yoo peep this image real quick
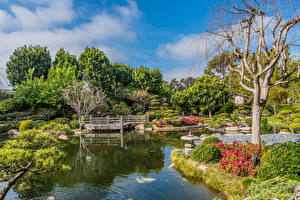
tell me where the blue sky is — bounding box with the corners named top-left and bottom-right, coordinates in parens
top-left (0, 0), bottom-right (299, 87)
top-left (0, 0), bottom-right (218, 86)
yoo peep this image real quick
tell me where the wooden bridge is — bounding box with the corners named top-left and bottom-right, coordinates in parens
top-left (83, 115), bottom-right (149, 133)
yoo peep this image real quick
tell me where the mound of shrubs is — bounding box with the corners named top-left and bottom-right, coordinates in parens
top-left (247, 177), bottom-right (298, 200)
top-left (257, 142), bottom-right (300, 180)
top-left (202, 137), bottom-right (220, 145)
top-left (192, 144), bottom-right (221, 164)
top-left (70, 120), bottom-right (80, 129)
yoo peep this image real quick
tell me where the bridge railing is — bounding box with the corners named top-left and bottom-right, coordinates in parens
top-left (83, 115), bottom-right (149, 130)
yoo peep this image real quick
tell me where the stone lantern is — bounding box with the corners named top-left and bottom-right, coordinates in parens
top-left (180, 131), bottom-right (201, 154)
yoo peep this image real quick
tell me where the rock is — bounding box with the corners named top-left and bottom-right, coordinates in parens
top-left (279, 132), bottom-right (291, 134)
top-left (145, 128), bottom-right (152, 131)
top-left (47, 197), bottom-right (55, 200)
top-left (57, 134), bottom-right (68, 140)
top-left (211, 133), bottom-right (221, 136)
top-left (136, 124), bottom-right (144, 130)
top-left (7, 129), bottom-right (19, 136)
top-left (197, 164), bottom-right (208, 171)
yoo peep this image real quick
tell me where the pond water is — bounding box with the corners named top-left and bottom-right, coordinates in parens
top-left (2, 133), bottom-right (223, 200)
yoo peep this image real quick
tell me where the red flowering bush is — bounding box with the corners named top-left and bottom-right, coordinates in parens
top-left (156, 120), bottom-right (165, 127)
top-left (179, 115), bottom-right (204, 126)
top-left (217, 140), bottom-right (270, 177)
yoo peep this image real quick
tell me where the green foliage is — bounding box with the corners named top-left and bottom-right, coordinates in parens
top-left (0, 90), bottom-right (11, 102)
top-left (14, 69), bottom-right (44, 108)
top-left (54, 117), bottom-right (70, 125)
top-left (78, 47), bottom-right (113, 93)
top-left (266, 86), bottom-right (289, 114)
top-left (0, 98), bottom-right (19, 114)
top-left (290, 123), bottom-right (300, 132)
top-left (40, 64), bottom-right (79, 109)
top-left (257, 142), bottom-right (300, 180)
top-left (247, 177), bottom-right (299, 200)
top-left (0, 122), bottom-right (18, 133)
top-left (37, 108), bottom-right (58, 121)
top-left (204, 51), bottom-right (231, 79)
top-left (170, 90), bottom-right (191, 114)
top-left (162, 108), bottom-right (178, 124)
top-left (241, 178), bottom-right (256, 188)
top-left (70, 120), bottom-right (80, 129)
top-left (53, 48), bottom-right (79, 69)
top-left (40, 121), bottom-right (72, 135)
top-left (274, 114), bottom-right (284, 119)
top-left (112, 63), bottom-right (133, 93)
top-left (6, 45), bottom-right (51, 87)
top-left (261, 118), bottom-right (272, 134)
top-left (32, 120), bottom-right (47, 129)
top-left (130, 90), bottom-right (151, 114)
top-left (202, 137), bottom-right (220, 145)
top-left (112, 102), bottom-right (131, 115)
top-left (0, 130), bottom-right (68, 197)
top-left (19, 120), bottom-right (33, 132)
top-left (188, 75), bottom-right (229, 114)
top-left (244, 118), bottom-right (252, 126)
top-left (132, 66), bottom-right (163, 94)
top-left (279, 109), bottom-right (293, 115)
top-left (192, 144), bottom-right (222, 164)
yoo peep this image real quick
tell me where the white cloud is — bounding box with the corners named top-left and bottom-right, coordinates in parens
top-left (0, 0), bottom-right (140, 89)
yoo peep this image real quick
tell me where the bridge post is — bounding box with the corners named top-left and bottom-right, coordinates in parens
top-left (120, 116), bottom-right (124, 148)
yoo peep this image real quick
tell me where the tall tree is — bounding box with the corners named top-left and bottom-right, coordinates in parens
top-left (132, 66), bottom-right (163, 94)
top-left (213, 0), bottom-right (300, 144)
top-left (204, 51), bottom-right (232, 79)
top-left (6, 45), bottom-right (51, 87)
top-left (53, 48), bottom-right (79, 69)
top-left (111, 63), bottom-right (133, 95)
top-left (78, 47), bottom-right (113, 94)
top-left (0, 130), bottom-right (68, 200)
top-left (266, 86), bottom-right (288, 114)
top-left (188, 75), bottom-right (229, 118)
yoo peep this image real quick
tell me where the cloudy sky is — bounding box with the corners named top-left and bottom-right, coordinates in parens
top-left (0, 0), bottom-right (299, 88)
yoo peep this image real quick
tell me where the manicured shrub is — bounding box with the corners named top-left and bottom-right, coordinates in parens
top-left (0, 122), bottom-right (18, 133)
top-left (274, 114), bottom-right (284, 119)
top-left (19, 120), bottom-right (33, 132)
top-left (0, 113), bottom-right (18, 121)
top-left (37, 108), bottom-right (58, 120)
top-left (32, 120), bottom-right (47, 129)
top-left (247, 177), bottom-right (299, 200)
top-left (54, 117), bottom-right (70, 125)
top-left (40, 121), bottom-right (72, 135)
top-left (179, 115), bottom-right (204, 126)
top-left (70, 120), bottom-right (80, 129)
top-left (192, 144), bottom-right (222, 164)
top-left (241, 178), bottom-right (256, 188)
top-left (0, 98), bottom-right (17, 114)
top-left (279, 109), bottom-right (292, 115)
top-left (290, 123), bottom-right (300, 132)
top-left (257, 142), bottom-right (300, 180)
top-left (202, 137), bottom-right (220, 145)
top-left (244, 118), bottom-right (252, 127)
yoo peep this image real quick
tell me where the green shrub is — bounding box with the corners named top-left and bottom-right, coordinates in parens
top-left (0, 98), bottom-right (17, 114)
top-left (32, 120), bottom-right (47, 129)
top-left (40, 121), bottom-right (72, 135)
top-left (19, 120), bottom-right (33, 132)
top-left (70, 120), bottom-right (80, 129)
top-left (54, 117), bottom-right (70, 125)
top-left (244, 118), bottom-right (252, 126)
top-left (0, 113), bottom-right (18, 121)
top-left (212, 115), bottom-right (219, 122)
top-left (290, 123), bottom-right (300, 133)
top-left (279, 109), bottom-right (292, 115)
top-left (241, 178), bottom-right (256, 188)
top-left (202, 137), bottom-right (220, 145)
top-left (279, 129), bottom-right (289, 133)
top-left (144, 122), bottom-right (153, 129)
top-left (257, 142), bottom-right (300, 180)
top-left (261, 118), bottom-right (272, 134)
top-left (247, 177), bottom-right (299, 200)
top-left (37, 108), bottom-right (58, 120)
top-left (292, 118), bottom-right (300, 123)
top-left (274, 114), bottom-right (284, 119)
top-left (192, 144), bottom-right (222, 164)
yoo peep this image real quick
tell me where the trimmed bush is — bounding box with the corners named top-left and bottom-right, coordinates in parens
top-left (54, 117), bottom-right (70, 125)
top-left (257, 142), bottom-right (300, 180)
top-left (70, 120), bottom-right (80, 129)
top-left (40, 121), bottom-right (72, 135)
top-left (279, 109), bottom-right (292, 115)
top-left (290, 123), bottom-right (300, 132)
top-left (241, 178), bottom-right (256, 188)
top-left (247, 177), bottom-right (299, 200)
top-left (202, 137), bottom-right (220, 145)
top-left (32, 120), bottom-right (47, 129)
top-left (274, 114), bottom-right (284, 119)
top-left (0, 122), bottom-right (18, 133)
top-left (19, 120), bottom-right (33, 132)
top-left (192, 144), bottom-right (221, 164)
top-left (0, 98), bottom-right (17, 114)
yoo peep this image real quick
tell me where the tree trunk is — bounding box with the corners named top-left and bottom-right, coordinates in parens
top-left (251, 87), bottom-right (269, 145)
top-left (0, 169), bottom-right (28, 200)
top-left (208, 108), bottom-right (212, 119)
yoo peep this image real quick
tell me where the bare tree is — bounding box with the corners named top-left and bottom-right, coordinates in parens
top-left (63, 81), bottom-right (106, 129)
top-left (211, 0), bottom-right (300, 144)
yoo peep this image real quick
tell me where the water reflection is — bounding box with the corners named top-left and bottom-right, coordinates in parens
top-left (6, 133), bottom-right (222, 200)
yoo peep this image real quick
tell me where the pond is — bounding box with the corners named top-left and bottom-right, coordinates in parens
top-left (1, 132), bottom-right (223, 200)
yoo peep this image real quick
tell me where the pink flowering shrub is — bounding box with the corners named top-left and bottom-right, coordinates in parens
top-left (179, 115), bottom-right (204, 126)
top-left (217, 140), bottom-right (270, 177)
top-left (155, 119), bottom-right (165, 127)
